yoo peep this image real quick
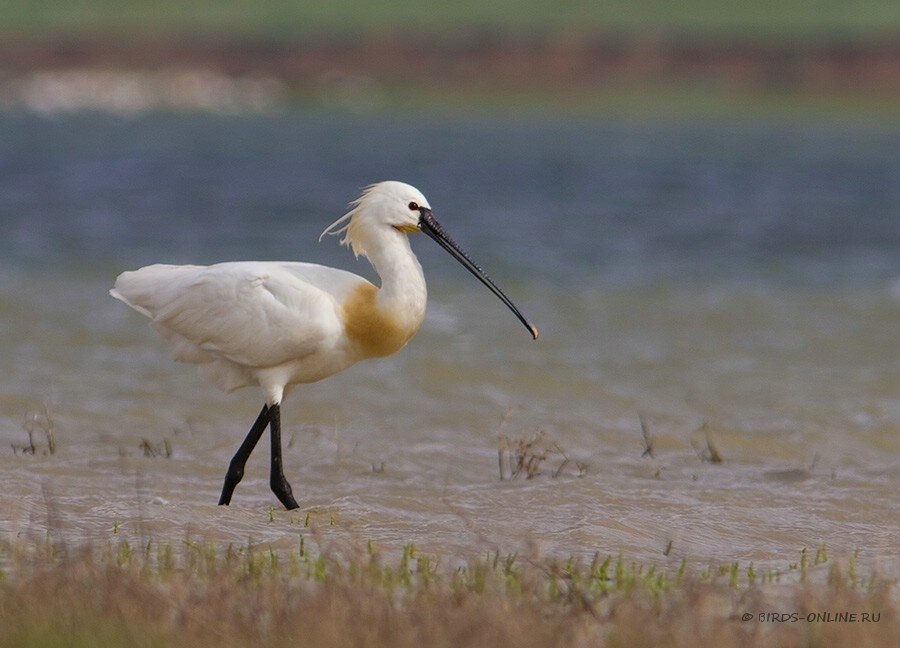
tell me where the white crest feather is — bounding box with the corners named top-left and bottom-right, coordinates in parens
top-left (317, 210), bottom-right (353, 243)
top-left (317, 184), bottom-right (379, 258)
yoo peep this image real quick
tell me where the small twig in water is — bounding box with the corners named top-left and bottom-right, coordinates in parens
top-left (496, 408), bottom-right (516, 481)
top-left (140, 438), bottom-right (173, 458)
top-left (809, 452), bottom-right (820, 472)
top-left (499, 431), bottom-right (565, 480)
top-left (42, 403), bottom-right (56, 455)
top-left (639, 413), bottom-right (654, 458)
top-left (704, 430), bottom-right (722, 463)
top-left (13, 405), bottom-right (57, 456)
top-left (553, 456), bottom-right (570, 479)
top-left (691, 422), bottom-right (723, 464)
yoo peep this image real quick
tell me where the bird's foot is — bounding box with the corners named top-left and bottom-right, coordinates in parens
top-left (271, 478), bottom-right (300, 510)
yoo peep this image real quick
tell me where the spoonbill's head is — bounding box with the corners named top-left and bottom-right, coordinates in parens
top-left (320, 181), bottom-right (429, 257)
top-left (321, 181), bottom-right (539, 340)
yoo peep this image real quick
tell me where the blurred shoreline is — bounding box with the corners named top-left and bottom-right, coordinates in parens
top-left (1, 35), bottom-right (899, 116)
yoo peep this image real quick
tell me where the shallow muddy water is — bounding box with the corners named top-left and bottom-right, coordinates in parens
top-left (0, 113), bottom-right (897, 577)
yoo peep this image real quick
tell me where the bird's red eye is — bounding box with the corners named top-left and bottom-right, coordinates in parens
top-left (408, 201), bottom-right (419, 211)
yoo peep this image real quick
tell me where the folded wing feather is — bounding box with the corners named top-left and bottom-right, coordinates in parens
top-left (111, 261), bottom-right (370, 369)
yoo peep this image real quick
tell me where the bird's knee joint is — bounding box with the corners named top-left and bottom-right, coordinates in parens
top-left (271, 477), bottom-right (293, 493)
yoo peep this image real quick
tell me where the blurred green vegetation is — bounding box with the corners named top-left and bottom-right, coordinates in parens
top-left (3, 2), bottom-right (897, 118)
top-left (4, 0), bottom-right (900, 42)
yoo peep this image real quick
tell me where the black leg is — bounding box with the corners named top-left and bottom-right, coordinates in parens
top-left (218, 404), bottom-right (270, 506)
top-left (268, 403), bottom-right (300, 510)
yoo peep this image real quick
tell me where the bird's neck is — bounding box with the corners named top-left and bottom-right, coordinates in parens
top-left (366, 233), bottom-right (427, 328)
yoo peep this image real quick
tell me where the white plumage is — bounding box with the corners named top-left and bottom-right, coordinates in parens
top-left (112, 261), bottom-right (367, 395)
top-left (112, 181), bottom-right (536, 509)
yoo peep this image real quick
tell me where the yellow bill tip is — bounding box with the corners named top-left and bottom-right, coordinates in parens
top-left (529, 324), bottom-right (539, 340)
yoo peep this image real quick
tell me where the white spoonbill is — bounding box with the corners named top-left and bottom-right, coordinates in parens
top-left (111, 181), bottom-right (538, 509)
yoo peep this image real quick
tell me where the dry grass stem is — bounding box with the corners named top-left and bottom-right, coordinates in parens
top-left (639, 413), bottom-right (655, 458)
top-left (498, 431), bottom-right (566, 480)
top-left (692, 422), bottom-right (723, 464)
top-left (12, 403), bottom-right (56, 456)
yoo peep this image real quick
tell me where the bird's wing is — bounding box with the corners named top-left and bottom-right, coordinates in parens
top-left (112, 262), bottom-right (370, 368)
top-left (274, 262), bottom-right (373, 301)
